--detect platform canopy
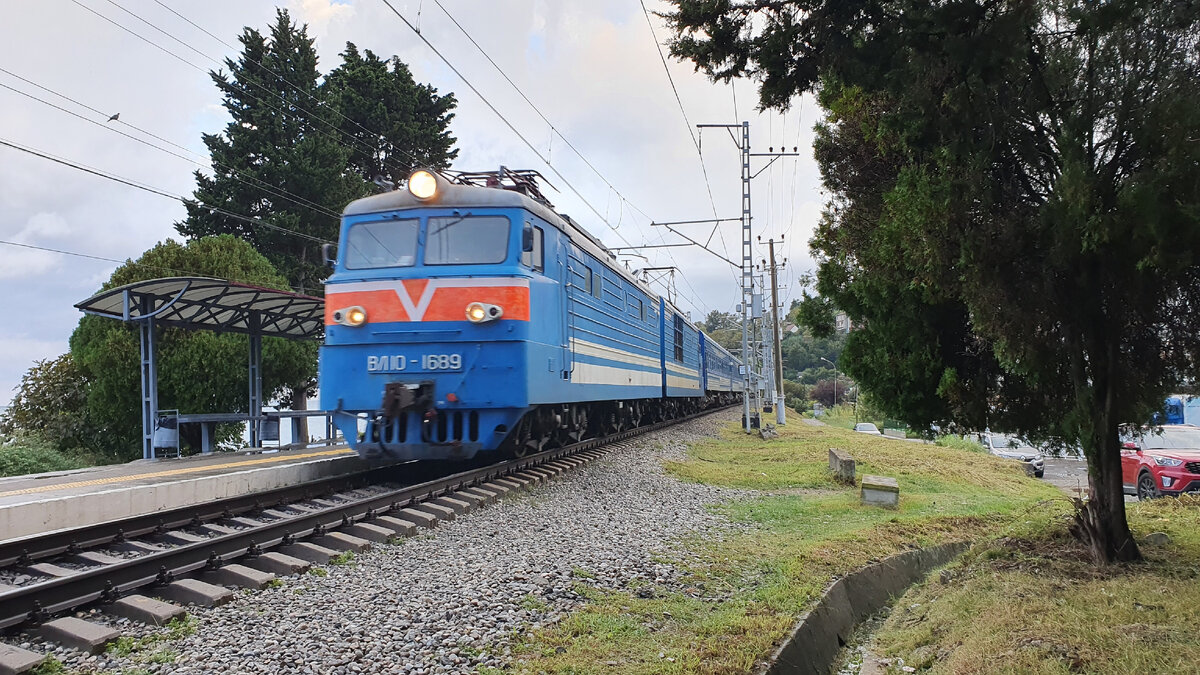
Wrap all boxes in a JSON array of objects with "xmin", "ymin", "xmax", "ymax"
[
  {"xmin": 75, "ymin": 277, "xmax": 324, "ymax": 339},
  {"xmin": 76, "ymin": 277, "xmax": 326, "ymax": 459}
]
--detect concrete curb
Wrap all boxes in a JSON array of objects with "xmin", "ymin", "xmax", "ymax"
[{"xmin": 759, "ymin": 541, "xmax": 970, "ymax": 675}]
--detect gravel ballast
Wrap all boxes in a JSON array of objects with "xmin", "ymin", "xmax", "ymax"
[{"xmin": 41, "ymin": 410, "xmax": 743, "ymax": 674}]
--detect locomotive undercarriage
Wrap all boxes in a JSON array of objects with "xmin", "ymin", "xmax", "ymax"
[{"xmin": 500, "ymin": 392, "xmax": 739, "ymax": 458}]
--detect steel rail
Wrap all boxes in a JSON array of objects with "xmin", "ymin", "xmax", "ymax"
[{"xmin": 0, "ymin": 406, "xmax": 730, "ymax": 631}]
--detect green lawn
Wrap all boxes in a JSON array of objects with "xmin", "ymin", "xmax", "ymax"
[
  {"xmin": 871, "ymin": 495, "xmax": 1200, "ymax": 674},
  {"xmin": 509, "ymin": 417, "xmax": 1061, "ymax": 674}
]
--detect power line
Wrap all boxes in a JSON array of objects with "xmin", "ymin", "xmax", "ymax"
[
  {"xmin": 638, "ymin": 1, "xmax": 736, "ymax": 293},
  {"xmin": 428, "ymin": 0, "xmax": 649, "ymax": 220},
  {"xmin": 67, "ymin": 0, "xmax": 412, "ymax": 185},
  {"xmin": 146, "ymin": 0, "xmax": 441, "ymax": 177},
  {"xmin": 377, "ymin": 0, "xmax": 639, "ymax": 251},
  {"xmin": 425, "ymin": 0, "xmax": 715, "ymax": 318},
  {"xmin": 0, "ymin": 71, "xmax": 343, "ymax": 222},
  {"xmin": 0, "ymin": 137, "xmax": 333, "ymax": 245},
  {"xmin": 0, "ymin": 239, "xmax": 285, "ymax": 286}
]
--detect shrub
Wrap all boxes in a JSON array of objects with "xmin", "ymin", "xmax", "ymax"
[
  {"xmin": 0, "ymin": 432, "xmax": 96, "ymax": 477},
  {"xmin": 934, "ymin": 434, "xmax": 987, "ymax": 453}
]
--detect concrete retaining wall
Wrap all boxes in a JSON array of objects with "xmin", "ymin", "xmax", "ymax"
[
  {"xmin": 882, "ymin": 429, "xmax": 907, "ymax": 439},
  {"xmin": 759, "ymin": 541, "xmax": 969, "ymax": 675}
]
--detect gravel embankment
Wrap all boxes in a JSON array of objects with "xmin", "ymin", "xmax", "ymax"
[{"xmin": 44, "ymin": 409, "xmax": 744, "ymax": 674}]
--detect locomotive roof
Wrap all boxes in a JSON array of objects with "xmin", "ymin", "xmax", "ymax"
[{"xmin": 342, "ymin": 179, "xmax": 693, "ymax": 319}]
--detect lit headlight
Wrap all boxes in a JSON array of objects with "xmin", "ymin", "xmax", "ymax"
[
  {"xmin": 408, "ymin": 169, "xmax": 438, "ymax": 200},
  {"xmin": 465, "ymin": 302, "xmax": 503, "ymax": 323},
  {"xmin": 333, "ymin": 305, "xmax": 367, "ymax": 327}
]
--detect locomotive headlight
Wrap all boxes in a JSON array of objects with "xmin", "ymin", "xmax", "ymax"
[
  {"xmin": 333, "ymin": 305, "xmax": 368, "ymax": 327},
  {"xmin": 407, "ymin": 169, "xmax": 438, "ymax": 200},
  {"xmin": 465, "ymin": 302, "xmax": 503, "ymax": 323}
]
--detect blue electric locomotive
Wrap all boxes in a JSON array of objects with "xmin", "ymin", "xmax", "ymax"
[{"xmin": 320, "ymin": 168, "xmax": 740, "ymax": 459}]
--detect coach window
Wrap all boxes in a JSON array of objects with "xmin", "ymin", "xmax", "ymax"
[
  {"xmin": 673, "ymin": 315, "xmax": 684, "ymax": 362},
  {"xmin": 426, "ymin": 215, "xmax": 510, "ymax": 265},
  {"xmin": 520, "ymin": 224, "xmax": 544, "ymax": 272},
  {"xmin": 346, "ymin": 218, "xmax": 419, "ymax": 269}
]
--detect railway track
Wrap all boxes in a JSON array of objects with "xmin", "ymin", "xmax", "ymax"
[{"xmin": 0, "ymin": 406, "xmax": 730, "ymax": 633}]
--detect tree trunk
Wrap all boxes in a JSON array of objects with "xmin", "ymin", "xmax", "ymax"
[
  {"xmin": 1073, "ymin": 433, "xmax": 1141, "ymax": 563},
  {"xmin": 290, "ymin": 383, "xmax": 309, "ymax": 447}
]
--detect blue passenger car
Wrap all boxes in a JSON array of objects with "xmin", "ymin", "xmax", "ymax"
[{"xmin": 320, "ymin": 169, "xmax": 740, "ymax": 459}]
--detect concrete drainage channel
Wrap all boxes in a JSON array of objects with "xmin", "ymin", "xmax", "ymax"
[
  {"xmin": 760, "ymin": 542, "xmax": 970, "ymax": 675},
  {"xmin": 0, "ymin": 407, "xmax": 731, "ymax": 674}
]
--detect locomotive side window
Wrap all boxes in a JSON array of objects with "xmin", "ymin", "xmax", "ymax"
[
  {"xmin": 521, "ymin": 225, "xmax": 544, "ymax": 272},
  {"xmin": 592, "ymin": 272, "xmax": 602, "ymax": 299},
  {"xmin": 673, "ymin": 315, "xmax": 684, "ymax": 362},
  {"xmin": 426, "ymin": 215, "xmax": 510, "ymax": 265},
  {"xmin": 582, "ymin": 268, "xmax": 594, "ymax": 294},
  {"xmin": 345, "ymin": 218, "xmax": 419, "ymax": 269},
  {"xmin": 636, "ymin": 298, "xmax": 645, "ymax": 321}
]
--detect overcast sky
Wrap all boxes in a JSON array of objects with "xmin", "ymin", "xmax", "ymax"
[{"xmin": 0, "ymin": 0, "xmax": 823, "ymax": 407}]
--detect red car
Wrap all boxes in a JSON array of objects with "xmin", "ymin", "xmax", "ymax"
[{"xmin": 1121, "ymin": 425, "xmax": 1200, "ymax": 500}]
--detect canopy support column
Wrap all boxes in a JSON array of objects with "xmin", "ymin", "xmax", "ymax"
[
  {"xmin": 137, "ymin": 303, "xmax": 159, "ymax": 460},
  {"xmin": 248, "ymin": 312, "xmax": 263, "ymax": 448}
]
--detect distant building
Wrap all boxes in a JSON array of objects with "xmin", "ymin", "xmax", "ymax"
[{"xmin": 835, "ymin": 312, "xmax": 853, "ymax": 334}]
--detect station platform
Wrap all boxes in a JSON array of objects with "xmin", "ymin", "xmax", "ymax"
[{"xmin": 0, "ymin": 445, "xmax": 390, "ymax": 543}]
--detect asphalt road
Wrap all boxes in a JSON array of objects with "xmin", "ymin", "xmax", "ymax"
[{"xmin": 1040, "ymin": 457, "xmax": 1136, "ymax": 502}]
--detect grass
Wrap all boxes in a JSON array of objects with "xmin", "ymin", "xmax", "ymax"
[
  {"xmin": 871, "ymin": 495, "xmax": 1200, "ymax": 674},
  {"xmin": 509, "ymin": 419, "xmax": 1061, "ymax": 674},
  {"xmin": 105, "ymin": 616, "xmax": 196, "ymax": 664},
  {"xmin": 933, "ymin": 433, "xmax": 987, "ymax": 453},
  {"xmin": 328, "ymin": 551, "xmax": 355, "ymax": 566}
]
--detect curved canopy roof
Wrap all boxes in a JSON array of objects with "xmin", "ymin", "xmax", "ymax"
[{"xmin": 75, "ymin": 277, "xmax": 324, "ymax": 340}]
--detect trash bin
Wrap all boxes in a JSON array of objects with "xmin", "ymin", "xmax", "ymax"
[{"xmin": 153, "ymin": 416, "xmax": 179, "ymax": 451}]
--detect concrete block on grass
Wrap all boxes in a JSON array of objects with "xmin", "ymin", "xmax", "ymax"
[
  {"xmin": 829, "ymin": 448, "xmax": 856, "ymax": 484},
  {"xmin": 37, "ymin": 617, "xmax": 119, "ymax": 654},
  {"xmin": 860, "ymin": 475, "xmax": 900, "ymax": 508},
  {"xmin": 0, "ymin": 642, "xmax": 45, "ymax": 674},
  {"xmin": 108, "ymin": 594, "xmax": 186, "ymax": 626},
  {"xmin": 155, "ymin": 578, "xmax": 233, "ymax": 607},
  {"xmin": 205, "ymin": 563, "xmax": 275, "ymax": 589}
]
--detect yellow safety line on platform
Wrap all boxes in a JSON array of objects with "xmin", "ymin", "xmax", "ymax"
[{"xmin": 0, "ymin": 448, "xmax": 353, "ymax": 498}]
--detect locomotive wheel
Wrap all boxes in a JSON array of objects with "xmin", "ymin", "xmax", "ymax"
[{"xmin": 510, "ymin": 417, "xmax": 531, "ymax": 459}]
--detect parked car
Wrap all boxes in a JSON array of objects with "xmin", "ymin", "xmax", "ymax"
[
  {"xmin": 976, "ymin": 433, "xmax": 1045, "ymax": 478},
  {"xmin": 854, "ymin": 423, "xmax": 882, "ymax": 435},
  {"xmin": 1121, "ymin": 425, "xmax": 1200, "ymax": 500}
]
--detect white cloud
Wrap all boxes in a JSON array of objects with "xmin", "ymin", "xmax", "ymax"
[{"xmin": 0, "ymin": 0, "xmax": 828, "ymax": 406}]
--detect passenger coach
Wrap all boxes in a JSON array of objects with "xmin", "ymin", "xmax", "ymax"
[{"xmin": 320, "ymin": 168, "xmax": 739, "ymax": 459}]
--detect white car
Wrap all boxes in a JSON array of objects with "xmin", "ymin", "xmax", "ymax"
[
  {"xmin": 854, "ymin": 423, "xmax": 883, "ymax": 435},
  {"xmin": 977, "ymin": 433, "xmax": 1045, "ymax": 478}
]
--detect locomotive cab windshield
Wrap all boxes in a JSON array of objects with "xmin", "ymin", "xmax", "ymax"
[{"xmin": 344, "ymin": 213, "xmax": 515, "ymax": 269}]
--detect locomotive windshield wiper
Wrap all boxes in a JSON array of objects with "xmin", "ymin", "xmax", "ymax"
[{"xmin": 426, "ymin": 212, "xmax": 469, "ymax": 237}]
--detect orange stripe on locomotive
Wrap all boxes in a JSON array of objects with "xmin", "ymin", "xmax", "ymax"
[{"xmin": 324, "ymin": 282, "xmax": 530, "ymax": 324}]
